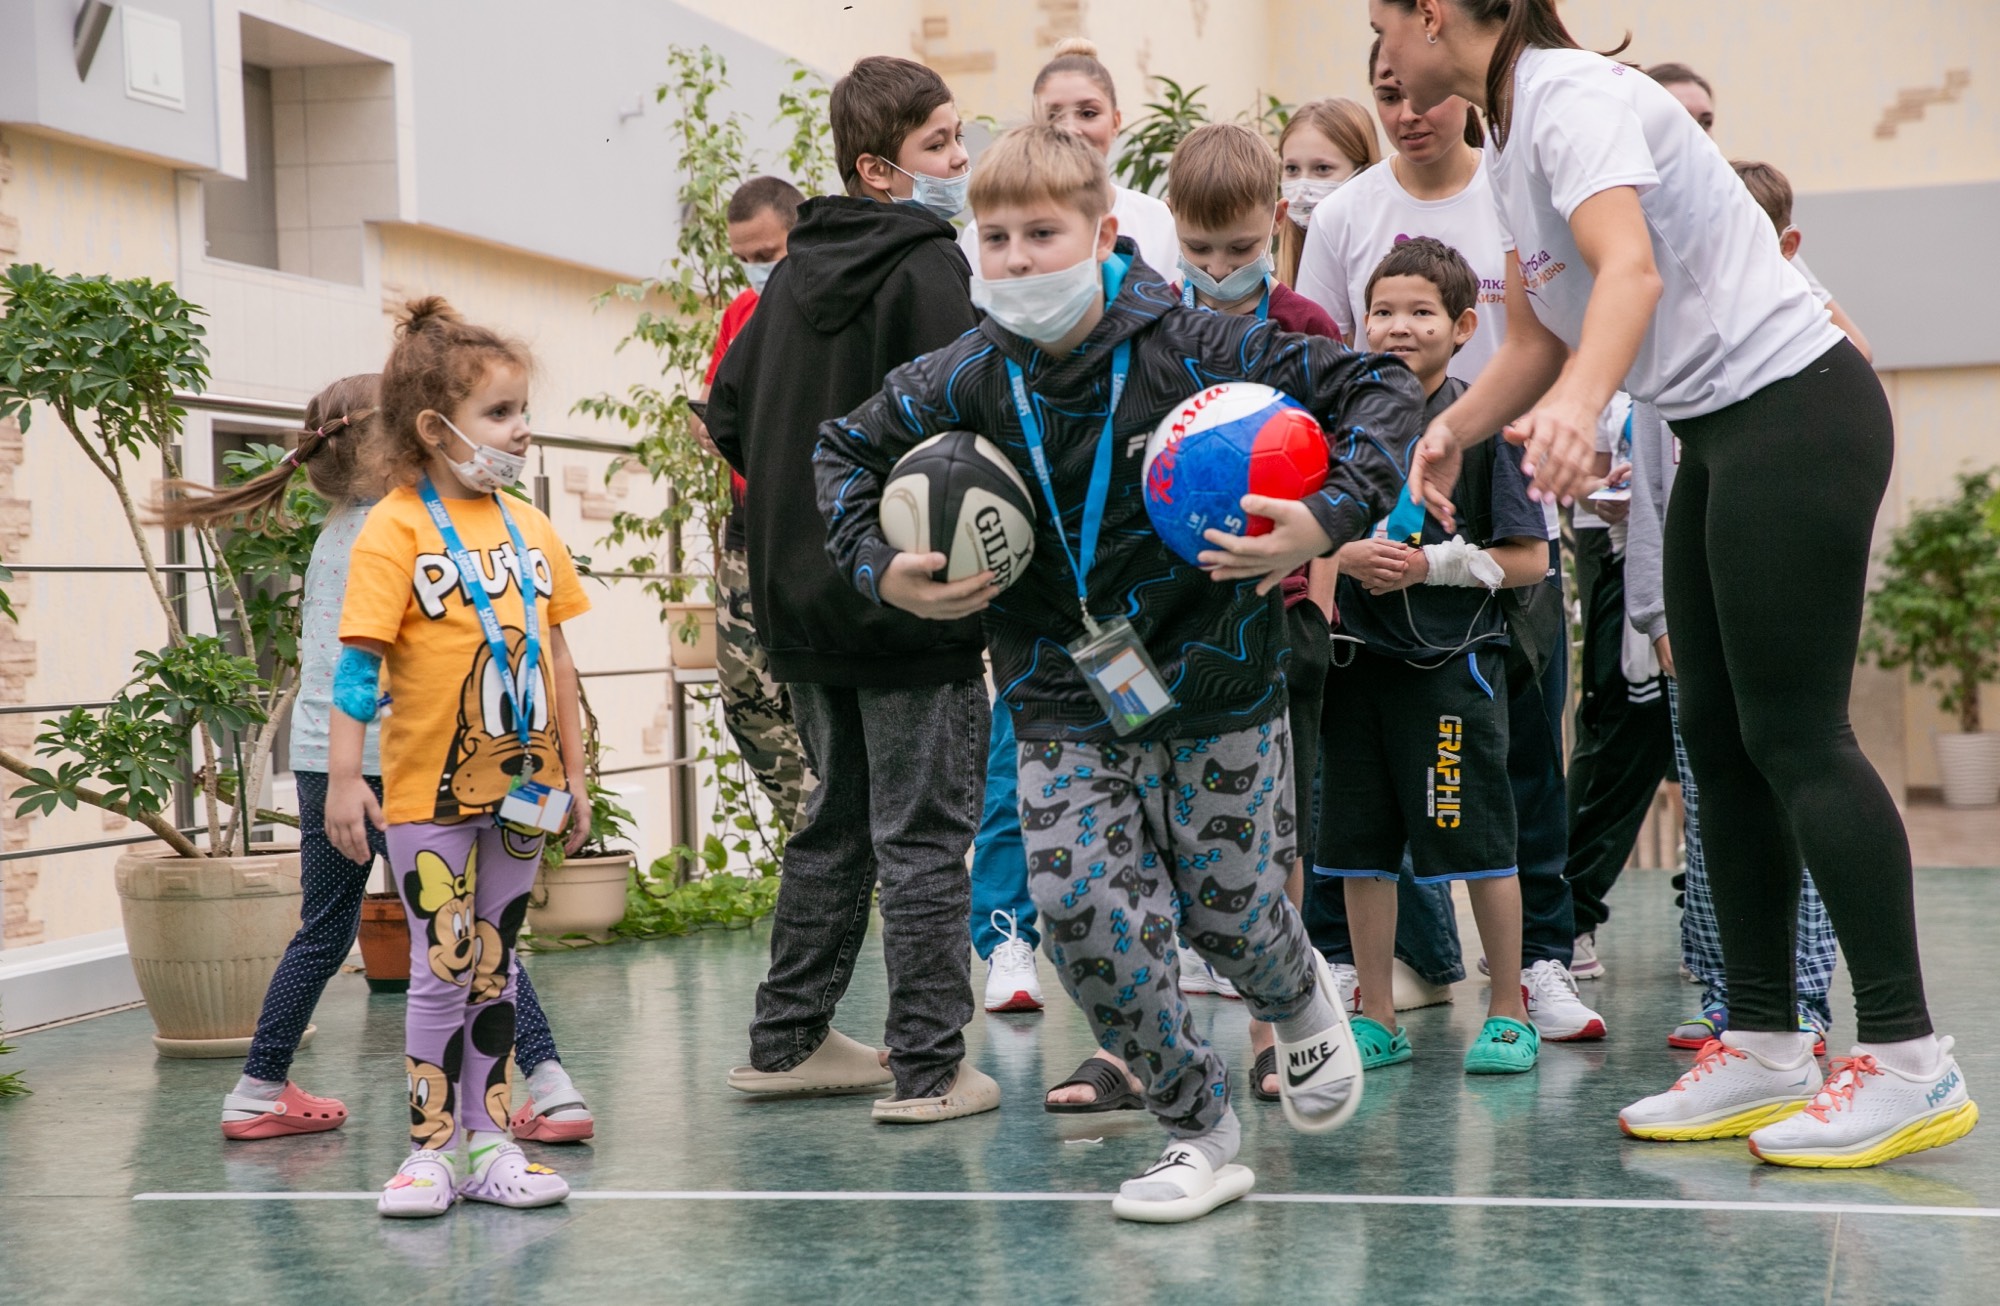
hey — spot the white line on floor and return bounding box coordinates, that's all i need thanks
[129,1190,2000,1219]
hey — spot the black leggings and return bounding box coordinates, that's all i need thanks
[1665,340,1928,1042]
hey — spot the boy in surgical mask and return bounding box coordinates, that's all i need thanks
[814,124,1424,1223]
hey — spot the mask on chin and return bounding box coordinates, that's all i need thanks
[889,162,972,220]
[1177,251,1272,304]
[969,220,1106,344]
[438,415,527,493]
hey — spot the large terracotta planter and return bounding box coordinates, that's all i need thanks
[526,853,636,942]
[664,601,718,670]
[115,847,316,1059]
[1936,732,2000,808]
[359,891,412,993]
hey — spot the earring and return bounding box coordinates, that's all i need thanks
[1427,30,1439,44]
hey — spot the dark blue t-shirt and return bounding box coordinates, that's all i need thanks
[1336,377,1547,664]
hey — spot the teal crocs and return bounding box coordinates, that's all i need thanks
[1463,1016,1540,1075]
[1352,1015,1414,1070]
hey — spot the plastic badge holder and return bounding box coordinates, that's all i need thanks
[1069,616,1176,736]
[498,780,572,836]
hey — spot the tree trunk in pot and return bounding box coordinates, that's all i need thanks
[1936,732,2000,808]
[115,847,315,1059]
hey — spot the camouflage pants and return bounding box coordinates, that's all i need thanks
[716,548,815,830]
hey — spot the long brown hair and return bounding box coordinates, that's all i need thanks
[158,373,381,531]
[1381,0,1627,149]
[1274,98,1381,287]
[1033,37,1118,111]
[378,297,533,489]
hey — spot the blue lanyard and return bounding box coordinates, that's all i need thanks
[417,477,540,753]
[1181,279,1271,321]
[1005,341,1131,635]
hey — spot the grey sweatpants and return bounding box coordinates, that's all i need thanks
[1020,718,1316,1137]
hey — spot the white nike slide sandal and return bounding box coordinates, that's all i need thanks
[1110,1146,1256,1223]
[1275,947,1365,1134]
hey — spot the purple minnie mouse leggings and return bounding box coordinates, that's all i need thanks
[387,820,543,1153]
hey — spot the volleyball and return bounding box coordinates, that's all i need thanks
[1140,383,1330,566]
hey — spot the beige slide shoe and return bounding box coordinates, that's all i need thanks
[727,1029,894,1096]
[871,1063,1002,1124]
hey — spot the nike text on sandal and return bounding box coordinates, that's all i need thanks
[1275,948,1364,1134]
[727,1028,892,1096]
[1110,1145,1256,1224]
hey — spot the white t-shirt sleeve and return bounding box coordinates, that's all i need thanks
[1292,207,1352,341]
[1534,78,1662,220]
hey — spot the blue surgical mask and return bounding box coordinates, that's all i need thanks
[890,161,972,220]
[741,258,778,293]
[1178,251,1273,304]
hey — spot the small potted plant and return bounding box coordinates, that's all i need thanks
[0,266,320,1055]
[525,691,638,943]
[1863,468,2000,808]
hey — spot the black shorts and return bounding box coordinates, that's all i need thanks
[1315,646,1517,883]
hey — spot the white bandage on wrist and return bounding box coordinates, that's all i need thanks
[1421,536,1504,590]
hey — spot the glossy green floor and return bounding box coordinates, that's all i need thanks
[3,868,1997,1305]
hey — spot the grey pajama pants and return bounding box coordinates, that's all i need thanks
[1019,717,1316,1138]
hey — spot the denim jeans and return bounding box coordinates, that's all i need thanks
[749,678,987,1100]
[969,698,1035,960]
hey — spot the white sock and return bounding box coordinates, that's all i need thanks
[1721,1028,1814,1064]
[465,1129,510,1176]
[526,1059,589,1119]
[1855,1034,1941,1076]
[232,1075,284,1101]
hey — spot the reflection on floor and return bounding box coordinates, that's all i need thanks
[1,868,1995,1305]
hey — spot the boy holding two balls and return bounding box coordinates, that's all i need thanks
[814,125,1425,1222]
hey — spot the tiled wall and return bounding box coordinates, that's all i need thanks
[270,62,397,284]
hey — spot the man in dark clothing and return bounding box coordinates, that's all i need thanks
[708,56,994,1120]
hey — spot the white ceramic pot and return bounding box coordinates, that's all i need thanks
[664,600,719,670]
[115,847,315,1058]
[526,853,636,942]
[1935,731,2000,808]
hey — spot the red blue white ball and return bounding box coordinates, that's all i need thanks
[1141,383,1331,567]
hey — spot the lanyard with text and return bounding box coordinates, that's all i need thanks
[1181,279,1271,321]
[1004,343,1176,735]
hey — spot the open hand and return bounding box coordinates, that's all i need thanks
[1407,419,1465,531]
[877,551,995,620]
[1197,496,1334,595]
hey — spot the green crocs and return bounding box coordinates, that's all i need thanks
[1463,1016,1540,1075]
[1352,1015,1414,1070]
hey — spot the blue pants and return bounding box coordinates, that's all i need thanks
[241,771,561,1083]
[969,698,1036,960]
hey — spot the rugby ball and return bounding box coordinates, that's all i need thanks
[880,431,1037,589]
[1140,382,1330,566]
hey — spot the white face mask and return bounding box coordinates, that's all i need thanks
[970,222,1106,344]
[741,258,778,293]
[889,161,972,220]
[439,415,527,493]
[1177,251,1272,304]
[1282,176,1347,228]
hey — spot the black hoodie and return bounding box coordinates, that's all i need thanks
[816,242,1426,742]
[709,196,984,688]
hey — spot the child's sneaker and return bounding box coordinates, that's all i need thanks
[1619,1038,1821,1141]
[1463,1016,1539,1074]
[221,1081,347,1140]
[1209,968,1240,1000]
[458,1140,570,1208]
[1177,939,1216,996]
[1570,931,1605,980]
[1329,961,1361,1013]
[1351,1015,1414,1070]
[983,911,1044,1013]
[377,1150,459,1219]
[1522,960,1607,1041]
[1748,1038,1978,1169]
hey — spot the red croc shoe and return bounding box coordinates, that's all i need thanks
[509,1087,594,1143]
[221,1082,348,1140]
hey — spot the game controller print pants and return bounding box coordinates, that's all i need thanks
[1019,718,1318,1138]
[387,821,543,1152]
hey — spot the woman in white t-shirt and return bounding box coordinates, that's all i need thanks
[958,38,1179,279]
[1375,0,1973,1170]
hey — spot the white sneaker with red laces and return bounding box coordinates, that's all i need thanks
[1748,1038,1978,1168]
[983,911,1044,1013]
[1619,1038,1822,1141]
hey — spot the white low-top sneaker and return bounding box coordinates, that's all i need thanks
[1748,1037,1979,1169]
[1619,1038,1823,1141]
[1177,937,1216,995]
[983,911,1044,1013]
[1329,960,1360,1013]
[1523,959,1607,1041]
[1570,931,1605,980]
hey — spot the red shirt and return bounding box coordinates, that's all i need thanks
[1267,281,1342,342]
[706,290,760,501]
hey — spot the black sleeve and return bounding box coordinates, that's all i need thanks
[706,305,767,478]
[1247,328,1427,553]
[814,341,981,604]
[1486,436,1549,544]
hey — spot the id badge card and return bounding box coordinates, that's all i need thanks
[497,780,573,836]
[1068,616,1177,737]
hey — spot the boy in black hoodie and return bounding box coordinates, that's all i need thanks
[709,56,995,1122]
[816,126,1425,1222]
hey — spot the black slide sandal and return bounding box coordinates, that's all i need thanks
[1044,1056,1145,1114]
[1250,1047,1280,1102]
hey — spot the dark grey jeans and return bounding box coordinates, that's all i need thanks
[747,678,987,1099]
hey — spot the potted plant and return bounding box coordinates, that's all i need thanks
[1863,468,2000,808]
[0,266,322,1056]
[524,689,639,943]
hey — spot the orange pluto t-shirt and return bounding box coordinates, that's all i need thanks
[340,485,590,825]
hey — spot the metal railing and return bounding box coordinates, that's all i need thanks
[0,393,704,878]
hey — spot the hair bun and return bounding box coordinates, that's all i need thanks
[1051,37,1100,59]
[398,296,462,337]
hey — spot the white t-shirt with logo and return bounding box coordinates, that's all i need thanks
[1487,47,1842,421]
[1295,153,1509,386]
[960,184,1180,285]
